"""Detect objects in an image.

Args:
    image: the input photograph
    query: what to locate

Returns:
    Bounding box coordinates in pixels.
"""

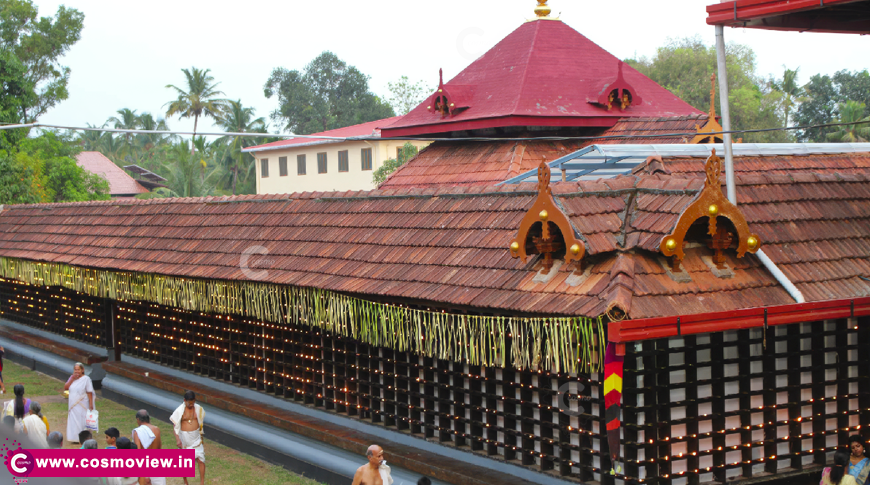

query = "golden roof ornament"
[660,150,759,271]
[509,162,585,272]
[529,0,560,21]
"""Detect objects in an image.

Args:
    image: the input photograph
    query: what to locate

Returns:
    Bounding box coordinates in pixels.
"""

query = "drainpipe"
[715,24,805,303]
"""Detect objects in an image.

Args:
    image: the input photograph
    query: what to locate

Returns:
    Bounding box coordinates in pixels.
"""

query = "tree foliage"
[0,0,84,122]
[0,131,109,205]
[794,69,870,142]
[165,67,228,145]
[372,142,419,186]
[265,51,395,135]
[0,49,35,149]
[387,76,429,115]
[214,100,266,195]
[626,36,788,142]
[825,101,870,143]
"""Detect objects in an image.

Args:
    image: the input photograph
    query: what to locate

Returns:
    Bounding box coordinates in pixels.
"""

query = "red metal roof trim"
[706,0,870,33]
[610,296,870,344]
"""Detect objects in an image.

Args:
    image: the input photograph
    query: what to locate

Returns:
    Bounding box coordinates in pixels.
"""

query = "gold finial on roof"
[534,0,551,18]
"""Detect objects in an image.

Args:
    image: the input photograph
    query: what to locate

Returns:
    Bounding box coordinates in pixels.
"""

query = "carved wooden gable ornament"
[510,162,585,271]
[660,150,759,270]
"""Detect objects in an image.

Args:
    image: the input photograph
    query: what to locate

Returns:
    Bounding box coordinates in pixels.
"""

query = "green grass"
[7,360,325,485]
[2,356,67,396]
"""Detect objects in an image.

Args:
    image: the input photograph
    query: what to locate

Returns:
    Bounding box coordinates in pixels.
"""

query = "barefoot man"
[170,391,206,485]
[351,444,393,485]
[132,409,165,485]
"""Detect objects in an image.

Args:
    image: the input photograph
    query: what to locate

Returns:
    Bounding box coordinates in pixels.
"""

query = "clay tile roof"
[381,20,702,137]
[75,152,149,196]
[2,156,869,319]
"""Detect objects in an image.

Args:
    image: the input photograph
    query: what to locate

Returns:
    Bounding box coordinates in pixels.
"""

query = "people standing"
[105,427,119,449]
[849,436,870,485]
[47,431,63,449]
[22,401,48,448]
[823,450,859,485]
[65,362,95,443]
[169,391,205,485]
[132,410,164,485]
[352,444,393,485]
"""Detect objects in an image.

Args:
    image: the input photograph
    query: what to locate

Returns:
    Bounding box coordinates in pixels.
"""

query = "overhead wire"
[0,119,868,143]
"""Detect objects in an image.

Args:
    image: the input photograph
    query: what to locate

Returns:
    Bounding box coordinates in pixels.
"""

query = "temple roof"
[379,116,708,190]
[381,19,703,137]
[2,152,869,318]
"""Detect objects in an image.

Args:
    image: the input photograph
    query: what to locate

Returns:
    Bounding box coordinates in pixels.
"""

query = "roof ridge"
[512,20,541,116]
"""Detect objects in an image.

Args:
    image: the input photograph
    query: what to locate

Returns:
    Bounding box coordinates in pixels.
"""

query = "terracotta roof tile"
[75,152,149,196]
[2,156,869,319]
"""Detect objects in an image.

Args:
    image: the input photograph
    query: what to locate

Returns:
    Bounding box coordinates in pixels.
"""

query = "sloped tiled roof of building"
[585,115,710,145]
[379,116,708,190]
[379,140,590,189]
[245,116,404,153]
[2,155,869,318]
[75,152,149,196]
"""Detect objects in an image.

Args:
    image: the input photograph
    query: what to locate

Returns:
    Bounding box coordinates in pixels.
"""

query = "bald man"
[351,444,393,485]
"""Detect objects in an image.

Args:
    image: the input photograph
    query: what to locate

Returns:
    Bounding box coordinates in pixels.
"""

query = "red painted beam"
[706,0,870,34]
[380,115,619,138]
[609,297,870,346]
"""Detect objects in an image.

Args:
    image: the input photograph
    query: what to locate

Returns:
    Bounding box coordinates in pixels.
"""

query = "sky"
[33,0,870,137]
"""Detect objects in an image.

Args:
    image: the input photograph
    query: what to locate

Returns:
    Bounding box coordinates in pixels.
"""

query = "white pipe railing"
[714,24,805,304]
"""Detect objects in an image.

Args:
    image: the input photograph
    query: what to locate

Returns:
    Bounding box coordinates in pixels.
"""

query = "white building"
[245,117,429,194]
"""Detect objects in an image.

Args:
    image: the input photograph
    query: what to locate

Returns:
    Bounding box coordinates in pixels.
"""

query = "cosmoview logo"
[557,381,591,417]
[4,443,34,482]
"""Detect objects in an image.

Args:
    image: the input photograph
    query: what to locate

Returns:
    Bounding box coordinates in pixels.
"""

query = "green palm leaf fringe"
[0,256,604,373]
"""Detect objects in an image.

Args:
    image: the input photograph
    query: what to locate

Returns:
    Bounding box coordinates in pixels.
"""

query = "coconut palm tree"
[215,100,266,195]
[134,113,170,171]
[826,101,870,143]
[777,67,801,128]
[108,108,140,146]
[78,124,105,151]
[160,140,224,198]
[164,67,228,154]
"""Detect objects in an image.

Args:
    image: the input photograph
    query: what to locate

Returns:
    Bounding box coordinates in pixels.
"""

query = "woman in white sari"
[22,401,48,448]
[64,362,94,443]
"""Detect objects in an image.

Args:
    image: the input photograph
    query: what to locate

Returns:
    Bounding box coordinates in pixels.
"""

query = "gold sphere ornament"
[570,244,581,256]
[665,238,677,251]
[510,241,520,252]
[747,236,759,249]
[708,204,719,217]
[539,210,549,222]
[534,0,551,17]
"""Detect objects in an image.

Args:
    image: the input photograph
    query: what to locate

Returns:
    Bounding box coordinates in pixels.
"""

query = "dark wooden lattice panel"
[0,278,106,346]
[2,280,614,481]
[115,297,610,480]
[623,321,866,485]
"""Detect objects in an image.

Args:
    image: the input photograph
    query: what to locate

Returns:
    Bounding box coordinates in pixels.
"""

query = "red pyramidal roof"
[382,19,703,137]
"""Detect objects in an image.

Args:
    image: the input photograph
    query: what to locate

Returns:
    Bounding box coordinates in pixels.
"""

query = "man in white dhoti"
[132,410,165,485]
[170,391,205,485]
[352,444,393,485]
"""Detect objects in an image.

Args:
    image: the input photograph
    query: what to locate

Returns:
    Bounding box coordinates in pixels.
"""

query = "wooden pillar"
[104,298,121,361]
[711,332,728,481]
[761,324,777,474]
[858,316,870,441]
